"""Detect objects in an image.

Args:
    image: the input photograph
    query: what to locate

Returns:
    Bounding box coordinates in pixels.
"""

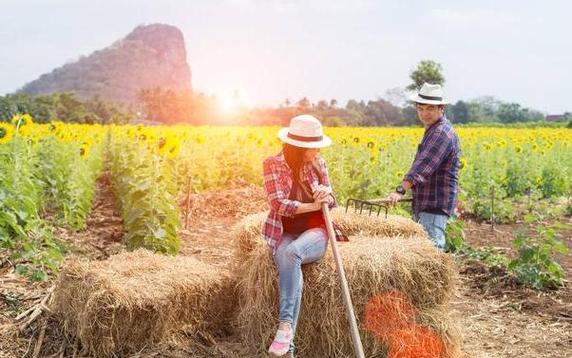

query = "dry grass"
[51,249,236,357]
[233,208,427,255]
[330,209,428,238]
[232,211,459,357]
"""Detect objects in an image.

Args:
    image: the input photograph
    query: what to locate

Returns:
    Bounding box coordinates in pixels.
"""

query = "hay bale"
[232,209,427,256]
[233,212,268,254]
[52,249,235,357]
[330,208,427,238]
[235,235,459,357]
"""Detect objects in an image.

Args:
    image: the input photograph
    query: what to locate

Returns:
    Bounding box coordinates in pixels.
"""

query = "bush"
[445,217,465,253]
[508,219,569,289]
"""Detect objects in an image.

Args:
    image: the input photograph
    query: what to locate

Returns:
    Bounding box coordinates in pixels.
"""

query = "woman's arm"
[263,157,300,217]
[294,201,322,214]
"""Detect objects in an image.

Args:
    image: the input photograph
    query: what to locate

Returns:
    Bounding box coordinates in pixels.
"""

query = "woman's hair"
[282,143,307,183]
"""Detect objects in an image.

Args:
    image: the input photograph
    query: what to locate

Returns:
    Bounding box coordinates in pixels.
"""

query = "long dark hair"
[282,143,307,184]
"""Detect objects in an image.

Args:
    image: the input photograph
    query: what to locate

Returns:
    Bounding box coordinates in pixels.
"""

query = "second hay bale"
[52,249,235,357]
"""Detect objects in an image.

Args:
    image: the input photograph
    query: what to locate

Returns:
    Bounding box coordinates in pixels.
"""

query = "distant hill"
[18,24,191,103]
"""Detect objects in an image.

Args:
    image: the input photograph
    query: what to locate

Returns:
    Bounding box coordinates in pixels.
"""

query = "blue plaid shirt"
[404,117,460,217]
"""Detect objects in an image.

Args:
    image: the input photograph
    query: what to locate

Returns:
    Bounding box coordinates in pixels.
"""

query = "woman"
[263,114,343,357]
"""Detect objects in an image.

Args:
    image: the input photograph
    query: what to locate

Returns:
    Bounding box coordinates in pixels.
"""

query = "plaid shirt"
[262,152,338,255]
[404,117,460,217]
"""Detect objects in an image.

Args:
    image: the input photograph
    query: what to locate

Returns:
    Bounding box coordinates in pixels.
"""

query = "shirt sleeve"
[405,129,453,187]
[263,157,300,217]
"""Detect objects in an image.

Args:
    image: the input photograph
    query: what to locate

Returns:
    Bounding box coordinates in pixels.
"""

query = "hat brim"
[410,94,449,105]
[277,127,332,148]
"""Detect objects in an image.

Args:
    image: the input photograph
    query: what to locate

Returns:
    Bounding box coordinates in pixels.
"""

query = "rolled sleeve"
[263,158,300,217]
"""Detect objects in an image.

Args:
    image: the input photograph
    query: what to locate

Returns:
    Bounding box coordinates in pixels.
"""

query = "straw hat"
[278,115,332,148]
[410,83,449,105]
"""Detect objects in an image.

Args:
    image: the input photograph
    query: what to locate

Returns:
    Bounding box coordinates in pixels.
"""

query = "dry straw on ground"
[51,249,235,357]
[232,210,460,357]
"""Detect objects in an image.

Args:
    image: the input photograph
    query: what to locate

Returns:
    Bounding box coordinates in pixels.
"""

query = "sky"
[0,0,570,113]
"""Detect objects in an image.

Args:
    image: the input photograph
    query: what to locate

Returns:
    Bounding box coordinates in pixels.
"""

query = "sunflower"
[0,123,14,144]
[11,113,34,127]
[79,143,91,158]
[459,157,467,170]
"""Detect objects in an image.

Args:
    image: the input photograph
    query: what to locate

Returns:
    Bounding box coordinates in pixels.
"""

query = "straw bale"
[52,249,235,357]
[235,233,459,357]
[233,208,427,256]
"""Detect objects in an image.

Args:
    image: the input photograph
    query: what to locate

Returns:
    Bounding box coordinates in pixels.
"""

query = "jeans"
[273,227,328,354]
[415,211,448,251]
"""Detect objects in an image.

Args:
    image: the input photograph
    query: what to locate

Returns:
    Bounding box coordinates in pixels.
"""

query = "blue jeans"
[415,212,448,251]
[273,228,328,354]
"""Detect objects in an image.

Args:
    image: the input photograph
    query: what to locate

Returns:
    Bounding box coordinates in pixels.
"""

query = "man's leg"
[416,212,448,250]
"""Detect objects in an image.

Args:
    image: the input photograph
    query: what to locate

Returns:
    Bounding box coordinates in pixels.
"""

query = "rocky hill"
[19,24,191,103]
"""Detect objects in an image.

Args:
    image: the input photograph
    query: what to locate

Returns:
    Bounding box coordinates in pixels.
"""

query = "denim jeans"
[415,211,448,251]
[273,227,328,354]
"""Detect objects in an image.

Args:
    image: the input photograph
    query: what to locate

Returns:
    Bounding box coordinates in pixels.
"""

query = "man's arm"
[386,129,452,204]
[404,129,453,187]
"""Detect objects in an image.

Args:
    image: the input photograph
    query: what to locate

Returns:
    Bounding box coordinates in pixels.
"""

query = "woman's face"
[303,148,319,162]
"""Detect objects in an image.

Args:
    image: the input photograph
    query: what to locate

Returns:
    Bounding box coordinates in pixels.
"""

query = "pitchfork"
[345,197,413,218]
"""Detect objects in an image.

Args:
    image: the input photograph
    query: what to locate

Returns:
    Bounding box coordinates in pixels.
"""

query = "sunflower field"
[1,115,571,280]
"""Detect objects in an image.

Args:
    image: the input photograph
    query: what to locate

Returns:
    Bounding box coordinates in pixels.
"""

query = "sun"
[219,93,237,114]
[216,90,250,115]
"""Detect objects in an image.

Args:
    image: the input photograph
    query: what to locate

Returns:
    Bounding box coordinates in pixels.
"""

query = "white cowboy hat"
[278,115,332,148]
[410,83,449,105]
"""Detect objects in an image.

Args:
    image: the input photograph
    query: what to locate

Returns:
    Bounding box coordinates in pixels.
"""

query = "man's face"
[416,104,444,126]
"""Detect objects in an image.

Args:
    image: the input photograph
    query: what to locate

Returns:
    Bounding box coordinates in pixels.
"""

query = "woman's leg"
[274,234,298,326]
[274,228,328,354]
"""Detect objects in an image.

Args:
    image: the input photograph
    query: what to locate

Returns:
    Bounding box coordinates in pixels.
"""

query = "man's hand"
[385,192,403,206]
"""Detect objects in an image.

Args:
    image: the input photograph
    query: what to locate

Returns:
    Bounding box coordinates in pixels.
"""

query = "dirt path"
[0,173,125,358]
[1,182,571,357]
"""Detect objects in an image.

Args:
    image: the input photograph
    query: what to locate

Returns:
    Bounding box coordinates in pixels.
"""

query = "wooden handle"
[321,203,365,358]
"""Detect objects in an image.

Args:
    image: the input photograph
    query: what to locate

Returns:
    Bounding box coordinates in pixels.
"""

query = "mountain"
[19,24,191,103]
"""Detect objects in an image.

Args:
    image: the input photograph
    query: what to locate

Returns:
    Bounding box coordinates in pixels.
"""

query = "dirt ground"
[1,175,571,357]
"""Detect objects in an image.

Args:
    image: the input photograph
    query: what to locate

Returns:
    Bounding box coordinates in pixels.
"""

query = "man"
[386,83,460,250]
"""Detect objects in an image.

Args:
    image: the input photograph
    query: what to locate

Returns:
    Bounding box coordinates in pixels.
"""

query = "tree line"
[1,60,569,126]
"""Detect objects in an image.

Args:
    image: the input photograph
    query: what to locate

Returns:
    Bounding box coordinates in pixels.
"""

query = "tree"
[384,87,407,107]
[399,105,419,126]
[296,97,311,112]
[450,100,470,123]
[407,60,445,91]
[467,96,500,123]
[316,100,329,111]
[497,103,524,123]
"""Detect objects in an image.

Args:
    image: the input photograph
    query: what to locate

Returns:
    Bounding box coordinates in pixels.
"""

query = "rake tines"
[345,198,413,218]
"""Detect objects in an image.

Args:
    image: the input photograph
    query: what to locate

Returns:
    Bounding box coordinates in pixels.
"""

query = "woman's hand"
[313,184,333,205]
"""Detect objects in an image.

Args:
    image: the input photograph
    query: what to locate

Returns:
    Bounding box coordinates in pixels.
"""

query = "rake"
[345,197,412,218]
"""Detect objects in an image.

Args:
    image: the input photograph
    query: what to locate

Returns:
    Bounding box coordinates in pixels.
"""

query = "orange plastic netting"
[363,291,445,358]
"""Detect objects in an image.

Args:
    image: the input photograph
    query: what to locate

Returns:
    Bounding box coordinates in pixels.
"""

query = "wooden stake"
[32,322,47,358]
[19,286,54,332]
[184,176,193,229]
